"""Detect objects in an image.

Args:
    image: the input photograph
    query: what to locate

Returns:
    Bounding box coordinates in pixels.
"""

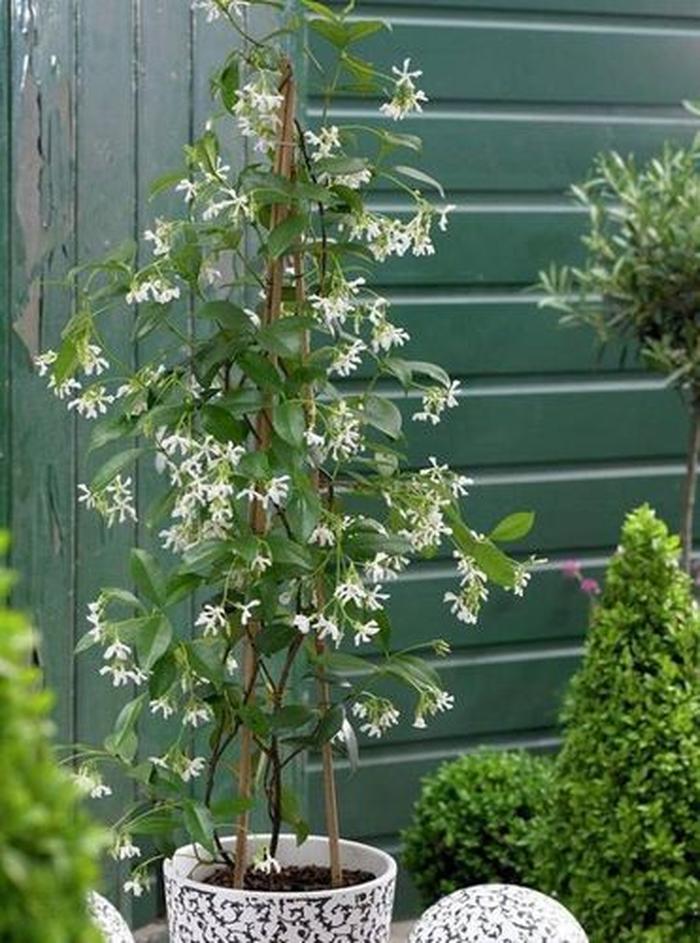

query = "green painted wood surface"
[310,0,700,918]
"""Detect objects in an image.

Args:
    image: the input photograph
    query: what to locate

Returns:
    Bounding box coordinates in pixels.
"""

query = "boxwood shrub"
[534,506,700,941]
[0,534,104,943]
[402,749,551,907]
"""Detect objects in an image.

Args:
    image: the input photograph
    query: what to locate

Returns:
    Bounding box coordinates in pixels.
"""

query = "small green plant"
[539,143,700,570]
[402,749,551,907]
[534,506,700,942]
[0,533,105,943]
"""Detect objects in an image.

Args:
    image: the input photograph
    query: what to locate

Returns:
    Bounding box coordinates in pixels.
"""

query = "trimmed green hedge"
[0,534,105,943]
[402,749,551,907]
[534,506,700,941]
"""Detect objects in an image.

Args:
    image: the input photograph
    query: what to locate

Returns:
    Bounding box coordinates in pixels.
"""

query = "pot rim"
[164,833,397,901]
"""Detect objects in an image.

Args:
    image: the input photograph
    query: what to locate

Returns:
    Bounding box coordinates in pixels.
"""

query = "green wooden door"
[306,0,700,916]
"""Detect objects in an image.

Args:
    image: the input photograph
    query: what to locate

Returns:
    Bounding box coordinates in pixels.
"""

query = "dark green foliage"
[402,749,551,907]
[0,535,104,943]
[534,506,700,942]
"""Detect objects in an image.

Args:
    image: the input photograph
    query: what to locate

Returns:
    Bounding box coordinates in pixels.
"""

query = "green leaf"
[149,169,186,199]
[101,587,144,609]
[270,705,314,731]
[309,18,349,49]
[187,638,226,686]
[315,703,344,745]
[239,351,284,391]
[219,387,265,417]
[489,511,535,544]
[202,404,245,443]
[164,572,202,607]
[198,300,253,334]
[266,534,314,571]
[287,485,321,542]
[394,165,445,198]
[256,622,297,656]
[315,156,370,177]
[130,810,180,836]
[346,19,387,44]
[258,318,310,358]
[267,214,307,259]
[447,510,517,588]
[89,414,136,453]
[405,360,451,388]
[130,549,166,606]
[364,394,403,440]
[148,650,178,699]
[183,800,216,855]
[273,401,306,447]
[134,615,173,670]
[105,694,146,762]
[91,448,143,492]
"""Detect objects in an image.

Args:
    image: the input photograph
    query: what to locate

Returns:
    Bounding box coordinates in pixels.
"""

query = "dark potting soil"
[206,863,376,893]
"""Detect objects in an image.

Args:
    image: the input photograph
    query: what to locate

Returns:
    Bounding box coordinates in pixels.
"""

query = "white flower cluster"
[413,687,455,730]
[35,342,110,402]
[144,217,175,257]
[444,550,490,625]
[157,432,245,552]
[73,764,112,800]
[148,750,207,783]
[78,475,137,528]
[352,694,400,739]
[126,276,180,306]
[123,871,151,898]
[349,202,454,263]
[305,126,372,190]
[380,58,428,121]
[99,638,149,688]
[233,70,284,153]
[384,458,469,554]
[413,379,461,425]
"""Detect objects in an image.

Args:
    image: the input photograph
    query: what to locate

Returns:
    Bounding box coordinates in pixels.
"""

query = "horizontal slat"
[358,296,635,377]
[399,384,687,468]
[344,1,700,17]
[470,467,689,554]
[323,111,698,194]
[373,206,583,285]
[313,17,700,106]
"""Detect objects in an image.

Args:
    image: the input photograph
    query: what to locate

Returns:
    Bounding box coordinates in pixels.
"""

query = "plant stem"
[232,59,297,890]
[681,400,700,573]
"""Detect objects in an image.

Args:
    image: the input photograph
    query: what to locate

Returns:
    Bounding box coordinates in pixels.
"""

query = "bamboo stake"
[233,60,297,889]
[294,251,343,888]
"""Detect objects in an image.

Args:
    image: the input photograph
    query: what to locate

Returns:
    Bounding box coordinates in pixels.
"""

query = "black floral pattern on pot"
[165,870,395,942]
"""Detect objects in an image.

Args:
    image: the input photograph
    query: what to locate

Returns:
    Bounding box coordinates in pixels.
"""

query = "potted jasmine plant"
[36,1,534,940]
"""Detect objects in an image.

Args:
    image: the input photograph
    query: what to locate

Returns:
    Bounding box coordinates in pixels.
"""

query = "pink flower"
[561,560,582,580]
[580,578,601,597]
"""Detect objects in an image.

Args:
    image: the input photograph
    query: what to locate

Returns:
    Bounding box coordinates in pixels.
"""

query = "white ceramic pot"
[164,833,397,943]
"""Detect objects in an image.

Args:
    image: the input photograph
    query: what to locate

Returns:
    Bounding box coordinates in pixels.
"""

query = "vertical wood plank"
[9,0,78,740]
[0,0,10,529]
[74,0,136,912]
[132,0,193,924]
